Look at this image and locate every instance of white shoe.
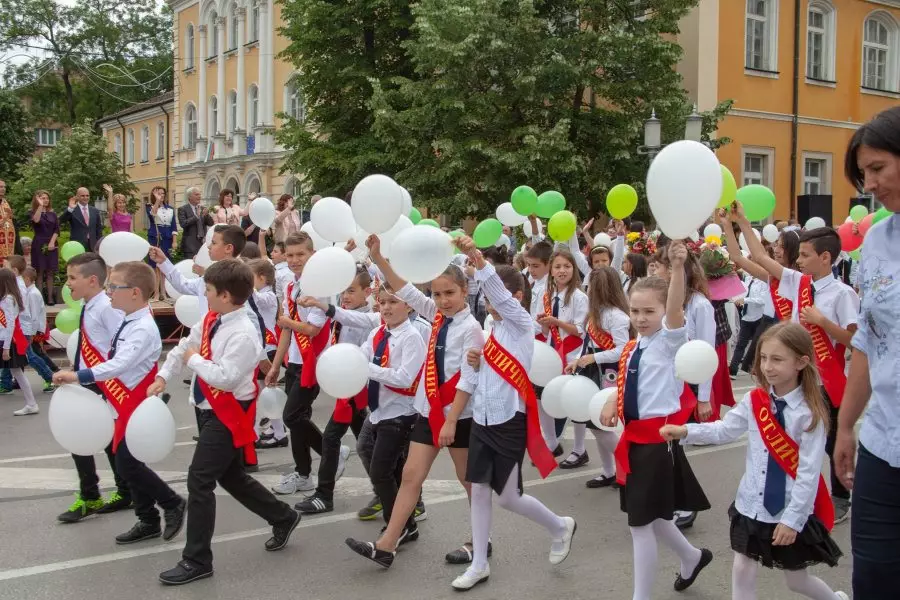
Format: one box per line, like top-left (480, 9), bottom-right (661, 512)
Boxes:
top-left (549, 516), bottom-right (577, 565)
top-left (272, 472), bottom-right (315, 494)
top-left (835, 592), bottom-right (849, 600)
top-left (451, 565), bottom-right (490, 590)
top-left (335, 445), bottom-right (350, 481)
top-left (13, 405), bottom-right (39, 416)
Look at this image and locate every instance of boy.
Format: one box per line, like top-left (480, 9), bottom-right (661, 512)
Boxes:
top-left (53, 261), bottom-right (185, 545)
top-left (736, 208), bottom-right (859, 523)
top-left (56, 253), bottom-right (132, 522)
top-left (22, 267), bottom-right (59, 385)
top-left (150, 259), bottom-right (299, 585)
top-left (271, 241), bottom-right (293, 301)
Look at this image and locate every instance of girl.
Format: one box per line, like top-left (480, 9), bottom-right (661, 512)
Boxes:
top-left (537, 249), bottom-right (588, 458)
top-left (345, 234), bottom-right (484, 567)
top-left (451, 236), bottom-right (575, 591)
top-left (2, 269), bottom-right (38, 416)
top-left (29, 190), bottom-right (59, 303)
top-left (622, 253), bottom-right (648, 295)
top-left (661, 322), bottom-right (847, 600)
top-left (565, 267), bottom-right (634, 483)
top-left (599, 243), bottom-right (712, 600)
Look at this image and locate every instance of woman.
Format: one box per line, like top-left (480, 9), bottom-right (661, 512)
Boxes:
top-left (835, 105), bottom-right (900, 600)
top-left (273, 193), bottom-right (301, 242)
top-left (146, 186), bottom-right (177, 300)
top-left (213, 189), bottom-right (241, 225)
top-left (241, 192), bottom-right (266, 250)
top-left (104, 184), bottom-right (132, 233)
top-left (29, 190), bottom-right (60, 303)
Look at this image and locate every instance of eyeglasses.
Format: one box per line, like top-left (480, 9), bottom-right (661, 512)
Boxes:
top-left (105, 284), bottom-right (133, 295)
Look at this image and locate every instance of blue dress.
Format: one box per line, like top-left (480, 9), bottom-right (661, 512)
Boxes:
top-left (146, 203), bottom-right (177, 259)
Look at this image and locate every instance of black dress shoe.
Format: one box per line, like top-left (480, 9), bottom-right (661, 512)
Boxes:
top-left (163, 498), bottom-right (186, 541)
top-left (559, 451), bottom-right (589, 469)
top-left (265, 510), bottom-right (301, 551)
top-left (552, 444), bottom-right (565, 458)
top-left (585, 475), bottom-right (618, 489)
top-left (445, 541), bottom-right (493, 564)
top-left (115, 521), bottom-right (162, 545)
top-left (675, 511), bottom-right (698, 530)
top-left (345, 538), bottom-right (395, 568)
top-left (159, 560), bottom-right (213, 586)
top-left (674, 548), bottom-right (713, 591)
top-left (255, 436), bottom-right (288, 449)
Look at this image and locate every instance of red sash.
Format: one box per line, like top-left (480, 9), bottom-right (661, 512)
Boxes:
top-left (333, 389), bottom-right (368, 424)
top-left (286, 282), bottom-right (331, 387)
top-left (586, 319), bottom-right (615, 351)
top-left (423, 312), bottom-right (464, 445)
top-left (538, 291), bottom-right (583, 368)
top-left (264, 328), bottom-right (277, 346)
top-left (750, 388), bottom-right (834, 531)
top-left (196, 312), bottom-right (258, 449)
top-left (613, 339), bottom-right (697, 485)
top-left (372, 325), bottom-right (421, 397)
top-left (768, 278), bottom-right (794, 322)
top-left (482, 334), bottom-right (556, 478)
top-left (798, 275), bottom-right (846, 407)
top-left (0, 309), bottom-right (28, 354)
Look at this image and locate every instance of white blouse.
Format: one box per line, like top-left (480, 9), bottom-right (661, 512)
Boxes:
top-left (154, 205), bottom-right (175, 227)
top-left (621, 325), bottom-right (688, 419)
top-left (685, 292), bottom-right (715, 403)
top-left (586, 307), bottom-right (631, 366)
top-left (540, 288), bottom-right (588, 364)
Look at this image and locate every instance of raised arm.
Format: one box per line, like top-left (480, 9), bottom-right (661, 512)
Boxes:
top-left (665, 242), bottom-right (687, 329)
top-left (365, 234), bottom-right (412, 302)
top-left (731, 203), bottom-right (784, 281)
top-left (717, 208), bottom-right (770, 281)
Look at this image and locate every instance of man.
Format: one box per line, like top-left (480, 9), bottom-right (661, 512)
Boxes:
top-left (0, 180), bottom-right (22, 261)
top-left (59, 187), bottom-right (103, 251)
top-left (178, 187), bottom-right (212, 260)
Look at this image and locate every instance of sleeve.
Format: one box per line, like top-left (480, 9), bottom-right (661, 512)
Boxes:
top-left (474, 263), bottom-right (533, 337)
top-left (567, 234), bottom-right (591, 280)
top-left (776, 267), bottom-right (802, 303)
top-left (368, 330), bottom-right (426, 388)
top-left (780, 419), bottom-right (827, 532)
top-left (611, 236), bottom-right (625, 271)
top-left (457, 351), bottom-right (479, 395)
top-left (745, 280), bottom-right (766, 306)
top-left (851, 308), bottom-right (869, 355)
top-left (833, 287), bottom-right (860, 329)
top-left (187, 332), bottom-right (262, 391)
top-left (692, 299), bottom-right (716, 403)
top-left (304, 305), bottom-right (327, 328)
top-left (178, 205), bottom-right (197, 230)
top-left (571, 290), bottom-right (588, 336)
top-left (159, 259), bottom-right (205, 297)
top-left (683, 393), bottom-right (750, 445)
top-left (457, 322), bottom-right (486, 385)
top-left (661, 325), bottom-right (689, 354)
top-left (0, 298), bottom-right (14, 345)
top-left (158, 323), bottom-right (203, 381)
top-left (333, 306), bottom-right (380, 330)
top-left (101, 307), bottom-right (126, 338)
top-left (396, 282), bottom-right (437, 321)
top-left (78, 329), bottom-right (161, 385)
top-left (593, 310), bottom-right (631, 365)
top-left (60, 208), bottom-right (73, 223)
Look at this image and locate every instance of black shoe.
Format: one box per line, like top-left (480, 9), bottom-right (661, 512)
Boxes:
top-left (258, 431), bottom-right (275, 441)
top-left (255, 436), bottom-right (288, 449)
top-left (559, 451), bottom-right (589, 469)
top-left (585, 475), bottom-right (618, 489)
top-left (115, 521), bottom-right (162, 545)
top-left (265, 510), bottom-right (301, 551)
top-left (385, 524), bottom-right (419, 546)
top-left (163, 498), bottom-right (186, 541)
top-left (295, 493), bottom-right (334, 514)
top-left (159, 560), bottom-right (213, 586)
top-left (258, 417), bottom-right (271, 429)
top-left (345, 538), bottom-right (395, 568)
top-left (182, 379), bottom-right (191, 385)
top-left (674, 548), bottom-right (713, 591)
top-left (552, 444), bottom-right (564, 458)
top-left (445, 541), bottom-right (493, 564)
top-left (97, 492), bottom-right (133, 514)
top-left (192, 435), bottom-right (200, 442)
top-left (675, 511), bottom-right (697, 530)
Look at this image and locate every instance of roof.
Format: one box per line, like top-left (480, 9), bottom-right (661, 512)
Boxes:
top-left (95, 91), bottom-right (175, 125)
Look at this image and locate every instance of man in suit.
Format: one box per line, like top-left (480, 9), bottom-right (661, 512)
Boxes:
top-left (59, 187), bottom-right (103, 251)
top-left (177, 187), bottom-right (212, 259)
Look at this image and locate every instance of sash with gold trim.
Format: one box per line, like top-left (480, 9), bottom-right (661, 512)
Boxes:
top-left (0, 309), bottom-right (28, 354)
top-left (797, 275), bottom-right (846, 407)
top-left (372, 325), bottom-right (421, 397)
top-left (423, 312), bottom-right (463, 446)
top-left (586, 319), bottom-right (615, 351)
top-left (538, 290), bottom-right (583, 368)
top-left (768, 278), bottom-right (794, 321)
top-left (286, 282), bottom-right (331, 387)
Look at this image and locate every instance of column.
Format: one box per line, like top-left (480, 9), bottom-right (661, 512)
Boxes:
top-left (214, 16), bottom-right (227, 157)
top-left (234, 7), bottom-right (247, 154)
top-left (264, 0), bottom-right (275, 128)
top-left (196, 25), bottom-right (209, 162)
top-left (255, 0), bottom-right (269, 151)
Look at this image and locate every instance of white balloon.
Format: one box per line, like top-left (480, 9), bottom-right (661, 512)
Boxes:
top-left (689, 230), bottom-right (700, 242)
top-left (593, 232), bottom-right (612, 248)
top-left (389, 226), bottom-right (455, 284)
top-left (300, 221), bottom-right (332, 251)
top-left (674, 339), bottom-right (719, 385)
top-left (205, 225), bottom-right (216, 244)
top-left (541, 375), bottom-right (573, 419)
top-left (164, 281), bottom-right (181, 301)
top-left (249, 197), bottom-right (276, 229)
top-left (355, 215), bottom-right (414, 260)
top-left (484, 314), bottom-right (494, 335)
top-left (646, 140), bottom-right (723, 239)
top-left (352, 174), bottom-right (403, 234)
top-left (805, 216), bottom-right (826, 231)
top-left (703, 223), bottom-right (722, 239)
top-left (561, 375), bottom-right (600, 422)
top-left (311, 196), bottom-right (357, 243)
top-left (739, 228), bottom-right (761, 252)
top-left (589, 388), bottom-right (619, 431)
top-left (66, 328), bottom-right (80, 363)
top-left (316, 343), bottom-right (369, 398)
top-left (257, 387), bottom-right (288, 420)
top-left (523, 218), bottom-right (544, 238)
top-left (125, 396), bottom-right (176, 464)
top-left (175, 259), bottom-right (199, 280)
top-left (174, 295), bottom-right (203, 328)
top-left (48, 384), bottom-right (114, 456)
top-left (399, 187), bottom-right (413, 218)
top-left (496, 233), bottom-right (511, 249)
top-left (98, 232), bottom-right (150, 266)
top-left (496, 202), bottom-right (528, 227)
top-left (194, 244), bottom-right (213, 267)
top-left (762, 223), bottom-right (780, 243)
top-left (48, 328), bottom-right (69, 350)
top-left (528, 340), bottom-right (563, 386)
top-left (300, 246), bottom-right (357, 297)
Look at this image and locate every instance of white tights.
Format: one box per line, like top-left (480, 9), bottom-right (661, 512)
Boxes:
top-left (731, 552), bottom-right (840, 600)
top-left (538, 405), bottom-right (560, 450)
top-left (470, 467), bottom-right (566, 571)
top-left (630, 518), bottom-right (702, 600)
top-left (13, 369), bottom-right (36, 408)
top-left (571, 424), bottom-right (618, 475)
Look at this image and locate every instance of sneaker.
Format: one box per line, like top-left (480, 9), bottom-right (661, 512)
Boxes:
top-left (295, 493), bottom-right (333, 515)
top-left (335, 445), bottom-right (351, 480)
top-left (357, 496), bottom-right (383, 520)
top-left (57, 495), bottom-right (105, 523)
top-left (345, 537), bottom-right (395, 568)
top-left (159, 560), bottom-right (213, 586)
top-left (0, 387), bottom-right (13, 395)
top-left (729, 373), bottom-right (737, 381)
top-left (833, 497), bottom-right (851, 524)
top-left (549, 517), bottom-right (577, 565)
top-left (385, 524), bottom-right (419, 546)
top-left (452, 565), bottom-right (490, 591)
top-left (272, 472), bottom-right (315, 495)
top-left (264, 510), bottom-right (301, 551)
top-left (255, 435), bottom-right (288, 449)
top-left (13, 404), bottom-right (40, 416)
top-left (163, 497), bottom-right (186, 541)
top-left (414, 499), bottom-right (427, 522)
top-left (42, 382), bottom-right (57, 393)
top-left (115, 521), bottom-right (162, 545)
top-left (97, 491), bottom-right (133, 514)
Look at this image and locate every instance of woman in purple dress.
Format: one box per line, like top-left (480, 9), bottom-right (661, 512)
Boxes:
top-left (29, 190), bottom-right (60, 303)
top-left (104, 184), bottom-right (133, 233)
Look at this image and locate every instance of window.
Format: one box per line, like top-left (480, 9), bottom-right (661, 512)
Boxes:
top-left (285, 78), bottom-right (306, 122)
top-left (114, 132), bottom-right (122, 157)
top-left (34, 128), bottom-right (61, 147)
top-left (743, 153), bottom-right (767, 186)
top-left (209, 11), bottom-right (219, 57)
top-left (228, 90), bottom-right (238, 135)
top-left (248, 84), bottom-right (259, 128)
top-left (126, 129), bottom-right (135, 164)
top-left (229, 3), bottom-right (238, 50)
top-left (803, 154), bottom-right (831, 195)
top-left (250, 3), bottom-right (259, 41)
top-left (156, 122), bottom-right (165, 159)
top-left (185, 104), bottom-right (198, 150)
top-left (745, 0), bottom-right (777, 72)
top-left (140, 125), bottom-right (149, 162)
top-left (806, 3), bottom-right (835, 81)
top-left (186, 24), bottom-right (195, 68)
top-left (209, 96), bottom-right (218, 135)
top-left (862, 15), bottom-right (898, 92)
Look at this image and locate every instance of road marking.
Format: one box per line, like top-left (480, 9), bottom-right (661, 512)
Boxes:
top-left (0, 441), bottom-right (198, 466)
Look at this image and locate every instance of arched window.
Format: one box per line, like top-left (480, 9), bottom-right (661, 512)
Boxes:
top-left (186, 24), bottom-right (195, 68)
top-left (156, 121), bottom-right (166, 159)
top-left (140, 125), bottom-right (150, 162)
top-left (229, 3), bottom-right (238, 50)
top-left (806, 1), bottom-right (835, 81)
top-left (185, 104), bottom-right (198, 150)
top-left (209, 11), bottom-right (219, 57)
top-left (250, 3), bottom-right (259, 41)
top-left (228, 90), bottom-right (238, 135)
top-left (114, 133), bottom-right (122, 157)
top-left (862, 14), bottom-right (899, 92)
top-left (285, 77), bottom-right (306, 122)
top-left (745, 0), bottom-right (778, 72)
top-left (248, 84), bottom-right (259, 128)
top-left (126, 129), bottom-right (135, 165)
top-left (209, 96), bottom-right (219, 135)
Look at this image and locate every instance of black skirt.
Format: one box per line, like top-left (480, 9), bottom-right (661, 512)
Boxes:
top-left (729, 503), bottom-right (842, 570)
top-left (0, 341), bottom-right (29, 369)
top-left (619, 441), bottom-right (711, 527)
top-left (410, 414), bottom-right (472, 449)
top-left (466, 413), bottom-right (526, 496)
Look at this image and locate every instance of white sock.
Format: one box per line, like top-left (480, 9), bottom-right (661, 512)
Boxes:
top-left (272, 419), bottom-right (286, 439)
top-left (537, 404), bottom-right (559, 449)
top-left (571, 423), bottom-right (586, 455)
top-left (783, 569), bottom-right (841, 599)
top-left (496, 467), bottom-right (566, 539)
top-left (651, 518), bottom-right (701, 578)
top-left (732, 552), bottom-right (758, 600)
top-left (630, 524), bottom-right (658, 600)
top-left (592, 429), bottom-right (618, 475)
top-left (470, 482), bottom-right (492, 571)
top-left (13, 369), bottom-right (36, 408)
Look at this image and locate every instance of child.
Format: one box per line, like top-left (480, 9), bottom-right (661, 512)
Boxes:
top-left (525, 241), bottom-right (552, 317)
top-left (53, 262), bottom-right (186, 546)
top-left (271, 241), bottom-right (293, 301)
top-left (22, 266), bottom-right (59, 386)
top-left (1, 268), bottom-right (38, 417)
top-left (565, 267), bottom-right (634, 485)
top-left (0, 255), bottom-right (31, 395)
top-left (449, 236), bottom-right (575, 591)
top-left (240, 241), bottom-right (262, 259)
top-left (661, 322), bottom-right (847, 600)
top-left (622, 254), bottom-right (648, 295)
top-left (730, 273), bottom-right (770, 378)
top-left (732, 203), bottom-right (859, 524)
top-left (151, 260), bottom-right (300, 585)
top-left (265, 232), bottom-right (331, 495)
top-left (598, 244), bottom-right (712, 600)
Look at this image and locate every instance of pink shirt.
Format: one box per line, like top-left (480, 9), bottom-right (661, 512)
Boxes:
top-left (110, 211), bottom-right (131, 233)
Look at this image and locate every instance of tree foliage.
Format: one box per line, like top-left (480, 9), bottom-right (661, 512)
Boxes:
top-left (0, 91), bottom-right (35, 179)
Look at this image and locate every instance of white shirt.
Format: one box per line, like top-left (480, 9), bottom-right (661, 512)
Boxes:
top-left (622, 325), bottom-right (689, 419)
top-left (540, 288), bottom-right (588, 364)
top-left (77, 306), bottom-right (162, 390)
top-left (684, 387), bottom-right (826, 532)
top-left (741, 277), bottom-right (767, 323)
top-left (365, 320), bottom-right (426, 424)
top-left (21, 284), bottom-right (44, 336)
top-left (250, 287), bottom-right (278, 355)
top-left (529, 274), bottom-right (548, 328)
top-left (329, 305), bottom-right (375, 347)
top-left (159, 258), bottom-right (208, 314)
top-left (586, 307), bottom-right (631, 366)
top-left (396, 283), bottom-right (484, 420)
top-left (154, 205), bottom-right (175, 227)
top-left (459, 263), bottom-right (534, 426)
top-left (283, 278), bottom-right (328, 364)
top-left (686, 292), bottom-right (715, 403)
top-left (159, 307), bottom-right (263, 408)
top-left (0, 295), bottom-right (21, 347)
top-left (778, 268), bottom-right (859, 347)
top-left (77, 293), bottom-right (125, 367)
top-left (274, 262), bottom-right (293, 301)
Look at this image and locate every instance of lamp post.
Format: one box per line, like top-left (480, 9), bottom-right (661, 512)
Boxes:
top-left (638, 105), bottom-right (705, 158)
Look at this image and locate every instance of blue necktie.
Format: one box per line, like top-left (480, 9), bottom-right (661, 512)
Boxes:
top-left (763, 398), bottom-right (788, 515)
top-left (74, 307), bottom-right (86, 370)
top-left (247, 294), bottom-right (267, 344)
top-left (367, 329), bottom-right (391, 411)
top-left (434, 317), bottom-right (453, 385)
top-left (549, 296), bottom-right (560, 349)
top-left (108, 320), bottom-right (131, 359)
top-left (192, 317), bottom-right (222, 405)
top-left (622, 344), bottom-right (644, 423)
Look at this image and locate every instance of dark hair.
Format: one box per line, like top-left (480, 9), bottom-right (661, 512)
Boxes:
top-left (248, 258), bottom-right (275, 287)
top-left (629, 220), bottom-right (645, 234)
top-left (799, 227), bottom-right (841, 263)
top-left (588, 267), bottom-right (636, 338)
top-left (590, 246), bottom-right (612, 260)
top-left (845, 106), bottom-right (900, 190)
top-left (204, 259), bottom-right (254, 305)
top-left (548, 249), bottom-right (581, 305)
top-left (218, 189), bottom-right (235, 207)
top-left (6, 255), bottom-right (25, 274)
top-left (240, 241), bottom-right (261, 259)
top-left (436, 263), bottom-right (468, 290)
top-left (353, 265), bottom-right (372, 289)
top-left (272, 240), bottom-right (286, 254)
top-left (112, 261), bottom-right (156, 301)
top-left (213, 224), bottom-right (246, 256)
top-left (778, 229), bottom-right (801, 268)
top-left (625, 253), bottom-right (647, 278)
top-left (495, 264), bottom-right (530, 313)
top-left (525, 240), bottom-right (553, 264)
top-left (150, 186), bottom-right (167, 204)
top-left (285, 231), bottom-right (315, 252)
top-left (0, 268), bottom-right (24, 310)
top-left (68, 252), bottom-right (108, 285)
top-left (481, 245), bottom-right (510, 265)
top-left (656, 248), bottom-right (709, 307)
top-left (276, 194), bottom-right (293, 211)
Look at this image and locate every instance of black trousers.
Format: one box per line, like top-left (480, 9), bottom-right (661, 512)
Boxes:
top-left (316, 408), bottom-right (368, 500)
top-left (824, 402), bottom-right (850, 500)
top-left (283, 363), bottom-right (323, 477)
top-left (852, 444), bottom-right (900, 599)
top-left (729, 319), bottom-right (762, 375)
top-left (71, 384), bottom-right (128, 501)
top-left (114, 440), bottom-right (180, 524)
top-left (183, 409), bottom-right (294, 569)
top-left (367, 414), bottom-right (417, 529)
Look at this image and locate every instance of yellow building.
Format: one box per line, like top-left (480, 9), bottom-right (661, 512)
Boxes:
top-left (679, 0), bottom-right (900, 225)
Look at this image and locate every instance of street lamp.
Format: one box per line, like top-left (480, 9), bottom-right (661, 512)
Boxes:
top-left (638, 104), bottom-right (705, 158)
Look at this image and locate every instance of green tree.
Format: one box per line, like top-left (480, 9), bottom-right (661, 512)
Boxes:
top-left (0, 91), bottom-right (35, 179)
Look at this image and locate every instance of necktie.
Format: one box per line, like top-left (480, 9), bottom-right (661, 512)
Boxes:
top-left (367, 329), bottom-right (391, 411)
top-left (763, 398), bottom-right (788, 515)
top-left (82, 205), bottom-right (89, 226)
top-left (74, 308), bottom-right (86, 370)
top-left (108, 320), bottom-right (130, 359)
top-left (622, 343), bottom-right (644, 423)
top-left (550, 296), bottom-right (560, 348)
top-left (247, 295), bottom-right (267, 345)
top-left (192, 317), bottom-right (222, 406)
top-left (434, 317), bottom-right (453, 385)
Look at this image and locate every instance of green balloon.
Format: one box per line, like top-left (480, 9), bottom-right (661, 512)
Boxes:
top-left (419, 218), bottom-right (440, 228)
top-left (473, 218), bottom-right (503, 248)
top-left (718, 166), bottom-right (737, 209)
top-left (409, 207), bottom-right (422, 224)
top-left (872, 207), bottom-right (892, 225)
top-left (547, 210), bottom-right (577, 242)
top-left (735, 184), bottom-right (776, 222)
top-left (511, 185), bottom-right (538, 217)
top-left (55, 306), bottom-right (82, 335)
top-left (536, 191), bottom-right (566, 219)
top-left (61, 285), bottom-right (82, 308)
top-left (449, 229), bottom-right (465, 238)
top-left (849, 249), bottom-right (862, 261)
top-left (849, 204), bottom-right (868, 223)
top-left (61, 240), bottom-right (86, 262)
top-left (606, 184), bottom-right (638, 219)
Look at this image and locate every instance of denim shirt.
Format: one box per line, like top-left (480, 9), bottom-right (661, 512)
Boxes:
top-left (851, 214), bottom-right (900, 467)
